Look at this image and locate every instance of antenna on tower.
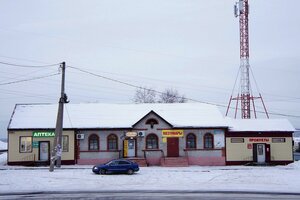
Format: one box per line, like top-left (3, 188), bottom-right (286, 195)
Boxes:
top-left (226, 0), bottom-right (269, 119)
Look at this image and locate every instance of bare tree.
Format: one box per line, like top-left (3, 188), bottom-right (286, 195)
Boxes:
top-left (158, 88), bottom-right (187, 103)
top-left (134, 87), bottom-right (156, 103)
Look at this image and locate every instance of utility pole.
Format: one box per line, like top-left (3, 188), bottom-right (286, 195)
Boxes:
top-left (49, 62), bottom-right (69, 172)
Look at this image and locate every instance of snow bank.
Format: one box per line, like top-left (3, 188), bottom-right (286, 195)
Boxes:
top-left (287, 160), bottom-right (300, 169)
top-left (0, 141), bottom-right (7, 150)
top-left (0, 152), bottom-right (7, 166)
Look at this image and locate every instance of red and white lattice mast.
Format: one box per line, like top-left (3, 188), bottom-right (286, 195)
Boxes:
top-left (226, 0), bottom-right (269, 119)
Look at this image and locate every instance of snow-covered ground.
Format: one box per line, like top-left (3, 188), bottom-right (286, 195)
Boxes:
top-left (0, 152), bottom-right (300, 194)
top-left (0, 141), bottom-right (7, 150)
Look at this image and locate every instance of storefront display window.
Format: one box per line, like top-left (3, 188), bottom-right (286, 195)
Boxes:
top-left (20, 136), bottom-right (32, 153)
top-left (231, 138), bottom-right (244, 143)
top-left (62, 135), bottom-right (69, 152)
top-left (272, 138), bottom-right (286, 143)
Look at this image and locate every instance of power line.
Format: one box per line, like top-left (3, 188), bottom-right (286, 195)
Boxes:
top-left (67, 65), bottom-right (300, 119)
top-left (0, 61), bottom-right (60, 68)
top-left (0, 60), bottom-right (299, 119)
top-left (1, 56), bottom-right (299, 100)
top-left (0, 73), bottom-right (60, 86)
top-left (67, 65), bottom-right (216, 104)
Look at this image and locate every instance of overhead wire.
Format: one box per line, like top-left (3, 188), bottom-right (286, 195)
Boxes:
top-left (67, 65), bottom-right (300, 118)
top-left (0, 61), bottom-right (60, 68)
top-left (0, 73), bottom-right (60, 86)
top-left (0, 59), bottom-right (299, 119)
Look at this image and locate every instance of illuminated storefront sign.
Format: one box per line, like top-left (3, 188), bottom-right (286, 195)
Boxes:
top-left (33, 131), bottom-right (55, 137)
top-left (162, 130), bottom-right (184, 137)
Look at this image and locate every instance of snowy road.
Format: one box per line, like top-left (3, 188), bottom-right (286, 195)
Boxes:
top-left (1, 191), bottom-right (300, 200)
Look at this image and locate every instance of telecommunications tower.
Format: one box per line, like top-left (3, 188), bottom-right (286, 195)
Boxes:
top-left (226, 0), bottom-right (269, 119)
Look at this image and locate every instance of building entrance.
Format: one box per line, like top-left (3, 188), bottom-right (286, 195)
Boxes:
top-left (123, 139), bottom-right (136, 157)
top-left (39, 141), bottom-right (50, 161)
top-left (167, 138), bottom-right (179, 157)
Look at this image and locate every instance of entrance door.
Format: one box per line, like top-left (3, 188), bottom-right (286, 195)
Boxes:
top-left (39, 141), bottom-right (50, 161)
top-left (257, 144), bottom-right (266, 163)
top-left (127, 139), bottom-right (136, 157)
top-left (167, 138), bottom-right (179, 157)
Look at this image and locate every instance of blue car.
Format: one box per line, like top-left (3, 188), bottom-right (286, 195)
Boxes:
top-left (92, 159), bottom-right (139, 175)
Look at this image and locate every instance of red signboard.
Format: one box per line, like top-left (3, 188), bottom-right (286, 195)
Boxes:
top-left (249, 138), bottom-right (269, 142)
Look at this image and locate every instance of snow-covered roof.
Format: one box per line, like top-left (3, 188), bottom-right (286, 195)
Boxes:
top-left (8, 103), bottom-right (228, 129)
top-left (226, 118), bottom-right (295, 132)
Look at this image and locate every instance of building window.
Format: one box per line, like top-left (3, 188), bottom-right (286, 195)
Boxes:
top-left (89, 134), bottom-right (99, 151)
top-left (62, 135), bottom-right (69, 152)
top-left (20, 136), bottom-right (32, 153)
top-left (186, 133), bottom-right (196, 149)
top-left (204, 133), bottom-right (214, 149)
top-left (272, 138), bottom-right (286, 143)
top-left (107, 134), bottom-right (118, 150)
top-left (146, 134), bottom-right (158, 149)
top-left (231, 138), bottom-right (244, 143)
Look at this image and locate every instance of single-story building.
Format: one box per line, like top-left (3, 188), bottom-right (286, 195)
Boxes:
top-left (7, 103), bottom-right (295, 166)
top-left (7, 103), bottom-right (228, 166)
top-left (225, 118), bottom-right (295, 165)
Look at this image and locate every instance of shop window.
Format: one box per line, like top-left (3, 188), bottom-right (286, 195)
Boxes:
top-left (204, 133), bottom-right (214, 149)
top-left (186, 133), bottom-right (196, 149)
top-left (272, 138), bottom-right (286, 143)
top-left (231, 138), bottom-right (244, 143)
top-left (146, 134), bottom-right (158, 149)
top-left (89, 134), bottom-right (99, 151)
top-left (107, 134), bottom-right (118, 150)
top-left (62, 135), bottom-right (69, 152)
top-left (20, 136), bottom-right (32, 153)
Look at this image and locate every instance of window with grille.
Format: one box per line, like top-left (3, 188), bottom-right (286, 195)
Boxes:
top-left (107, 134), bottom-right (118, 150)
top-left (89, 134), bottom-right (99, 151)
top-left (204, 133), bottom-right (214, 149)
top-left (186, 133), bottom-right (196, 149)
top-left (146, 134), bottom-right (158, 149)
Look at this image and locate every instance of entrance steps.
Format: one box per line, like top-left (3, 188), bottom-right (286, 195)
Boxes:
top-left (127, 158), bottom-right (148, 167)
top-left (161, 157), bottom-right (189, 167)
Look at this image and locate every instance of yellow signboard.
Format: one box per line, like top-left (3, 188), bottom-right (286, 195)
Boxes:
top-left (123, 140), bottom-right (128, 157)
top-left (162, 130), bottom-right (184, 138)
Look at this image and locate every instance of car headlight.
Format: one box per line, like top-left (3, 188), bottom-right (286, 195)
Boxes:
top-left (93, 166), bottom-right (98, 170)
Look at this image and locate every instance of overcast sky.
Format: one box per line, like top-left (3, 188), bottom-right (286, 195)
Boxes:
top-left (0, 0), bottom-right (299, 138)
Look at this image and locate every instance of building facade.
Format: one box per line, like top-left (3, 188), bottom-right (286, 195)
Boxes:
top-left (7, 103), bottom-right (295, 166)
top-left (225, 119), bottom-right (295, 165)
top-left (7, 103), bottom-right (228, 166)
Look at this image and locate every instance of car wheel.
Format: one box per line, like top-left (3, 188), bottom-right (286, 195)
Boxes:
top-left (127, 169), bottom-right (134, 175)
top-left (100, 169), bottom-right (106, 175)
